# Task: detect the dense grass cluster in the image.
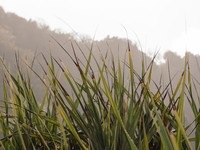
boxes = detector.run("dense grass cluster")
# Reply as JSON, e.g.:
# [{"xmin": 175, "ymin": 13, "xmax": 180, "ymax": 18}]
[{"xmin": 0, "ymin": 40, "xmax": 199, "ymax": 150}]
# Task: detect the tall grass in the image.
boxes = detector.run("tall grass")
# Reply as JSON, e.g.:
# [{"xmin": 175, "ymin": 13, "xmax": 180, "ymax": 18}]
[{"xmin": 0, "ymin": 40, "xmax": 199, "ymax": 150}]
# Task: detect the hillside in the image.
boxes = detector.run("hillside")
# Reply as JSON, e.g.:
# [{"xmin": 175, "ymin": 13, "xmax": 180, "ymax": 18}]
[{"xmin": 0, "ymin": 6, "xmax": 199, "ymax": 123}]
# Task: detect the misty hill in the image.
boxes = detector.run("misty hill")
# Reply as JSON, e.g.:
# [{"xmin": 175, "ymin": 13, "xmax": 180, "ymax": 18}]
[{"xmin": 0, "ymin": 7, "xmax": 199, "ymax": 125}]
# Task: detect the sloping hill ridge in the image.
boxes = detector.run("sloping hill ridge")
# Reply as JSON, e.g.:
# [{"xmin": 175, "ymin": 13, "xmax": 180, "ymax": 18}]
[{"xmin": 0, "ymin": 6, "xmax": 199, "ymax": 127}]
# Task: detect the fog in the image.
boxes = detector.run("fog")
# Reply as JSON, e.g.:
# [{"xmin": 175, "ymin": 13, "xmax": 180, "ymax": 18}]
[{"xmin": 0, "ymin": 7, "xmax": 199, "ymax": 131}]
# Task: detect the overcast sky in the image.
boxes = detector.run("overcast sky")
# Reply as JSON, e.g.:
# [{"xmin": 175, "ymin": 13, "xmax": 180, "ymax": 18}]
[{"xmin": 0, "ymin": 0, "xmax": 200, "ymax": 57}]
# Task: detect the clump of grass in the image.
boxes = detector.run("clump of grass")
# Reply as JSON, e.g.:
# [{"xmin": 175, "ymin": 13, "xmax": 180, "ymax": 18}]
[{"xmin": 0, "ymin": 39, "xmax": 199, "ymax": 150}]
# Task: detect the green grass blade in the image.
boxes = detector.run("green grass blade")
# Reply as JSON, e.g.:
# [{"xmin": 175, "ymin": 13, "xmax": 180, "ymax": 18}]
[
  {"xmin": 99, "ymin": 67, "xmax": 138, "ymax": 150},
  {"xmin": 173, "ymin": 108, "xmax": 192, "ymax": 149}
]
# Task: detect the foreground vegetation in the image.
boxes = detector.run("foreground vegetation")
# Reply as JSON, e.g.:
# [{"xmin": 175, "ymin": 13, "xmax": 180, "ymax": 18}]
[{"xmin": 0, "ymin": 40, "xmax": 199, "ymax": 150}]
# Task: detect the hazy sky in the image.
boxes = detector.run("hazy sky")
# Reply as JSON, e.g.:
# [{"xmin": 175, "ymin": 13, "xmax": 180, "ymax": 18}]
[{"xmin": 0, "ymin": 0, "xmax": 200, "ymax": 57}]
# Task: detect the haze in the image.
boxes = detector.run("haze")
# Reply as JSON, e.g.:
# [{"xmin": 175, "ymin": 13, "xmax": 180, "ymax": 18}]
[
  {"xmin": 0, "ymin": 4, "xmax": 200, "ymax": 141},
  {"xmin": 1, "ymin": 0, "xmax": 200, "ymax": 58}
]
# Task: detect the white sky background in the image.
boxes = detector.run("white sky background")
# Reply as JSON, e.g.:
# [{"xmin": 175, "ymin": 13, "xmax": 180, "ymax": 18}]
[{"xmin": 0, "ymin": 0, "xmax": 200, "ymax": 58}]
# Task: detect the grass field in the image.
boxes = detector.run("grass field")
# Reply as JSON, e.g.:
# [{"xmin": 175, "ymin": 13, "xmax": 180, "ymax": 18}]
[{"xmin": 0, "ymin": 40, "xmax": 199, "ymax": 150}]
